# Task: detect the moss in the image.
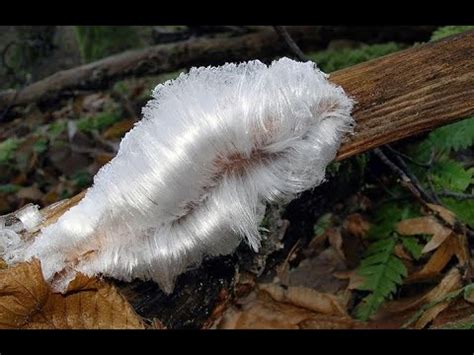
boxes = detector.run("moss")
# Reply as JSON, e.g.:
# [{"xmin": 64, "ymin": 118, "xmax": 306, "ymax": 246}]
[
  {"xmin": 0, "ymin": 138, "xmax": 21, "ymax": 164},
  {"xmin": 75, "ymin": 26, "xmax": 142, "ymax": 63},
  {"xmin": 430, "ymin": 26, "xmax": 474, "ymax": 41},
  {"xmin": 307, "ymin": 42, "xmax": 405, "ymax": 73},
  {"xmin": 77, "ymin": 111, "xmax": 122, "ymax": 133}
]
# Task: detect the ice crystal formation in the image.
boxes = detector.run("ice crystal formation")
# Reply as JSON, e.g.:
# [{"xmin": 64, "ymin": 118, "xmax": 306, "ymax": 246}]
[{"xmin": 1, "ymin": 58, "xmax": 354, "ymax": 293}]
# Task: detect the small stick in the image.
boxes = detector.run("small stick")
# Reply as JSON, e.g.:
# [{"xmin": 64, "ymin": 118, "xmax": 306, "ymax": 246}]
[{"xmin": 273, "ymin": 26, "xmax": 309, "ymax": 62}]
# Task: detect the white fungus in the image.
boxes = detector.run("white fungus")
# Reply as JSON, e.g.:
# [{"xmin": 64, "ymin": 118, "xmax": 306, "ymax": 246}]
[{"xmin": 1, "ymin": 58, "xmax": 354, "ymax": 293}]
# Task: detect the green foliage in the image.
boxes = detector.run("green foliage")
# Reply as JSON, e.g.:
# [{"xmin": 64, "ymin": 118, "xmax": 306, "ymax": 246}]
[
  {"xmin": 405, "ymin": 116, "xmax": 474, "ymax": 228},
  {"xmin": 307, "ymin": 42, "xmax": 405, "ymax": 73},
  {"xmin": 368, "ymin": 202, "xmax": 418, "ymax": 239},
  {"xmin": 354, "ymin": 237, "xmax": 407, "ymax": 321},
  {"xmin": 313, "ymin": 213, "xmax": 332, "ymax": 236},
  {"xmin": 77, "ymin": 111, "xmax": 121, "ymax": 133},
  {"xmin": 33, "ymin": 137, "xmax": 48, "ymax": 154},
  {"xmin": 430, "ymin": 26, "xmax": 474, "ymax": 41},
  {"xmin": 47, "ymin": 120, "xmax": 67, "ymax": 140},
  {"xmin": 419, "ymin": 117, "xmax": 474, "ymax": 156},
  {"xmin": 71, "ymin": 171, "xmax": 93, "ymax": 189},
  {"xmin": 0, "ymin": 184, "xmax": 21, "ymax": 193},
  {"xmin": 443, "ymin": 198, "xmax": 474, "ymax": 229},
  {"xmin": 0, "ymin": 138, "xmax": 21, "ymax": 164},
  {"xmin": 75, "ymin": 26, "xmax": 142, "ymax": 62},
  {"xmin": 401, "ymin": 237, "xmax": 423, "ymax": 260},
  {"xmin": 352, "ymin": 200, "xmax": 420, "ymax": 320}
]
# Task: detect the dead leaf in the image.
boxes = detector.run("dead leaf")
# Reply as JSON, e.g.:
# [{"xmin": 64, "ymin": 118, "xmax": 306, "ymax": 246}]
[
  {"xmin": 343, "ymin": 213, "xmax": 370, "ymax": 238},
  {"xmin": 289, "ymin": 247, "xmax": 348, "ymax": 293},
  {"xmin": 218, "ymin": 288, "xmax": 356, "ymax": 329},
  {"xmin": 413, "ymin": 268, "xmax": 462, "ymax": 329},
  {"xmin": 259, "ymin": 283, "xmax": 348, "ymax": 316},
  {"xmin": 17, "ymin": 185, "xmax": 44, "ymax": 201},
  {"xmin": 102, "ymin": 118, "xmax": 136, "ymax": 139},
  {"xmin": 375, "ymin": 268, "xmax": 462, "ymax": 329},
  {"xmin": 333, "ymin": 270, "xmax": 365, "ymax": 290},
  {"xmin": 407, "ymin": 234, "xmax": 466, "ymax": 283},
  {"xmin": 327, "ymin": 228, "xmax": 345, "ymax": 261},
  {"xmin": 426, "ymin": 203, "xmax": 456, "ymax": 225},
  {"xmin": 396, "ymin": 216, "xmax": 451, "ymax": 254},
  {"xmin": 0, "ymin": 259, "xmax": 144, "ymax": 329},
  {"xmin": 394, "ymin": 243, "xmax": 413, "ymax": 260}
]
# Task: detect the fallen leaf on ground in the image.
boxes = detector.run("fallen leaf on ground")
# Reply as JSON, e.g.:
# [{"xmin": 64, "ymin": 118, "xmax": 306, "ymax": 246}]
[
  {"xmin": 259, "ymin": 283, "xmax": 348, "ymax": 316},
  {"xmin": 217, "ymin": 288, "xmax": 356, "ymax": 329},
  {"xmin": 396, "ymin": 216, "xmax": 451, "ymax": 254},
  {"xmin": 0, "ymin": 259, "xmax": 144, "ymax": 329},
  {"xmin": 375, "ymin": 268, "xmax": 462, "ymax": 329},
  {"xmin": 333, "ymin": 270, "xmax": 365, "ymax": 290},
  {"xmin": 406, "ymin": 234, "xmax": 466, "ymax": 283},
  {"xmin": 289, "ymin": 247, "xmax": 348, "ymax": 293},
  {"xmin": 426, "ymin": 203, "xmax": 456, "ymax": 225},
  {"xmin": 411, "ymin": 268, "xmax": 463, "ymax": 329},
  {"xmin": 343, "ymin": 213, "xmax": 370, "ymax": 238},
  {"xmin": 102, "ymin": 118, "xmax": 136, "ymax": 139},
  {"xmin": 327, "ymin": 228, "xmax": 345, "ymax": 261}
]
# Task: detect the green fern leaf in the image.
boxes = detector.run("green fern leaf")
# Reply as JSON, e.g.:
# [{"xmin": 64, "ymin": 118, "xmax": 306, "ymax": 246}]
[
  {"xmin": 428, "ymin": 117, "xmax": 474, "ymax": 154},
  {"xmin": 354, "ymin": 237, "xmax": 407, "ymax": 320},
  {"xmin": 401, "ymin": 237, "xmax": 423, "ymax": 260},
  {"xmin": 442, "ymin": 198, "xmax": 474, "ymax": 228},
  {"xmin": 430, "ymin": 159, "xmax": 474, "ymax": 192}
]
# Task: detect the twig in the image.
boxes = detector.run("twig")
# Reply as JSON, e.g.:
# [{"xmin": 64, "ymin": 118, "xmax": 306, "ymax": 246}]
[
  {"xmin": 373, "ymin": 147, "xmax": 474, "ymax": 240},
  {"xmin": 438, "ymin": 191, "xmax": 474, "ymax": 200},
  {"xmin": 373, "ymin": 148, "xmax": 432, "ymax": 204},
  {"xmin": 273, "ymin": 26, "xmax": 309, "ymax": 62},
  {"xmin": 385, "ymin": 144, "xmax": 434, "ymax": 168}
]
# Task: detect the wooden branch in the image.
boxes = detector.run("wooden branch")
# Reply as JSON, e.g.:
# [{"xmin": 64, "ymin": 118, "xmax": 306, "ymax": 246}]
[
  {"xmin": 334, "ymin": 30, "xmax": 474, "ymax": 160},
  {"xmin": 0, "ymin": 26, "xmax": 436, "ymax": 113}
]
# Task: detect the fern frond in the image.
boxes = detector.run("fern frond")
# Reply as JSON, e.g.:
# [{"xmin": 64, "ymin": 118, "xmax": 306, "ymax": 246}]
[
  {"xmin": 428, "ymin": 116, "xmax": 474, "ymax": 154},
  {"xmin": 354, "ymin": 237, "xmax": 407, "ymax": 321},
  {"xmin": 430, "ymin": 159, "xmax": 474, "ymax": 192}
]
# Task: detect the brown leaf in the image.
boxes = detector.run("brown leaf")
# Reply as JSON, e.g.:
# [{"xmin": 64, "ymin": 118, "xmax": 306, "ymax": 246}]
[
  {"xmin": 396, "ymin": 216, "xmax": 451, "ymax": 254},
  {"xmin": 259, "ymin": 283, "xmax": 348, "ymax": 316},
  {"xmin": 394, "ymin": 243, "xmax": 413, "ymax": 260},
  {"xmin": 426, "ymin": 203, "xmax": 456, "ymax": 225},
  {"xmin": 343, "ymin": 213, "xmax": 370, "ymax": 238},
  {"xmin": 333, "ymin": 270, "xmax": 365, "ymax": 290},
  {"xmin": 0, "ymin": 260, "xmax": 144, "ymax": 329},
  {"xmin": 413, "ymin": 268, "xmax": 462, "ymax": 329},
  {"xmin": 375, "ymin": 268, "xmax": 462, "ymax": 329},
  {"xmin": 218, "ymin": 289, "xmax": 356, "ymax": 329},
  {"xmin": 102, "ymin": 118, "xmax": 136, "ymax": 140},
  {"xmin": 407, "ymin": 234, "xmax": 467, "ymax": 283},
  {"xmin": 289, "ymin": 247, "xmax": 348, "ymax": 294},
  {"xmin": 327, "ymin": 228, "xmax": 345, "ymax": 261},
  {"xmin": 17, "ymin": 185, "xmax": 44, "ymax": 201}
]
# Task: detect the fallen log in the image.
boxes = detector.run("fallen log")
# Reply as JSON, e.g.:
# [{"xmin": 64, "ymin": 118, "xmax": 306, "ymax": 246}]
[
  {"xmin": 0, "ymin": 26, "xmax": 436, "ymax": 114},
  {"xmin": 5, "ymin": 30, "xmax": 474, "ymax": 328}
]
